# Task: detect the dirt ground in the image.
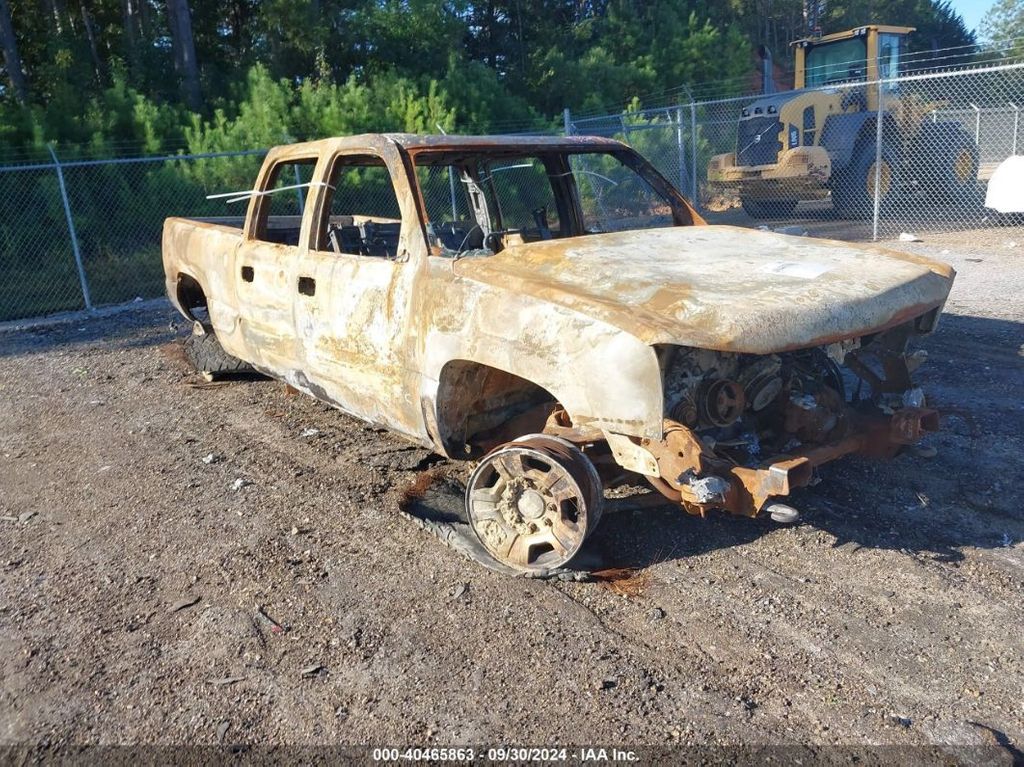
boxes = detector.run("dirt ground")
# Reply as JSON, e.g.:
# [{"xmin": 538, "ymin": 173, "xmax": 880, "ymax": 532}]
[{"xmin": 0, "ymin": 233, "xmax": 1022, "ymax": 757}]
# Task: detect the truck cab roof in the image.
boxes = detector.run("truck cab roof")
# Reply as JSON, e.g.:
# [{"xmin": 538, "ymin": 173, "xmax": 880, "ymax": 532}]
[
  {"xmin": 792, "ymin": 25, "xmax": 915, "ymax": 47},
  {"xmin": 265, "ymin": 133, "xmax": 627, "ymax": 162}
]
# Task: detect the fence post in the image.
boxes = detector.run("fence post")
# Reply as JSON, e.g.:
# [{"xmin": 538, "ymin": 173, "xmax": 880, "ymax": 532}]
[
  {"xmin": 1011, "ymin": 102, "xmax": 1020, "ymax": 155},
  {"xmin": 435, "ymin": 123, "xmax": 458, "ymax": 220},
  {"xmin": 689, "ymin": 99, "xmax": 699, "ymax": 209},
  {"xmin": 563, "ymin": 107, "xmax": 572, "ymax": 136},
  {"xmin": 970, "ymin": 103, "xmax": 980, "ymax": 144},
  {"xmin": 871, "ymin": 84, "xmax": 885, "ymax": 242},
  {"xmin": 675, "ymin": 106, "xmax": 686, "ymax": 199},
  {"xmin": 292, "ymin": 163, "xmax": 305, "ymax": 210},
  {"xmin": 47, "ymin": 144, "xmax": 92, "ymax": 312}
]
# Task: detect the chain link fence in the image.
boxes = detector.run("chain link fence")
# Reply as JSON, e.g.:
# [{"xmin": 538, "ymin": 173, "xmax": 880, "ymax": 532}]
[
  {"xmin": 569, "ymin": 61, "xmax": 1024, "ymax": 241},
  {"xmin": 2, "ymin": 61, "xmax": 1022, "ymax": 324},
  {"xmin": 0, "ymin": 149, "xmax": 265, "ymax": 322}
]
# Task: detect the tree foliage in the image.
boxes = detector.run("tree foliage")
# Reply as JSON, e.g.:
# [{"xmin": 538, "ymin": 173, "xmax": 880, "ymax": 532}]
[
  {"xmin": 980, "ymin": 0, "xmax": 1024, "ymax": 60},
  {"xmin": 0, "ymin": 0, "xmax": 977, "ymax": 156}
]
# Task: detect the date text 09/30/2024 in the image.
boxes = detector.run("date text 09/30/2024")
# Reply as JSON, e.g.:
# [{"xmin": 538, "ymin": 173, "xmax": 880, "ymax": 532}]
[{"xmin": 371, "ymin": 747, "xmax": 640, "ymax": 762}]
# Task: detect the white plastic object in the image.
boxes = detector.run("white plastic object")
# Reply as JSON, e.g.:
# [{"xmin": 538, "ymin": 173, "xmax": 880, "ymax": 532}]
[{"xmin": 985, "ymin": 156, "xmax": 1024, "ymax": 214}]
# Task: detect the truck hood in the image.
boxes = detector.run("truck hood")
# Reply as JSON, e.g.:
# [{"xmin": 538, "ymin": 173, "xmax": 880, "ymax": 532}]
[{"xmin": 453, "ymin": 226, "xmax": 955, "ymax": 354}]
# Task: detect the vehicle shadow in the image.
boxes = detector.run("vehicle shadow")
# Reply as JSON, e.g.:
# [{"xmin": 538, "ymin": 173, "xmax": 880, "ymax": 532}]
[{"xmin": 589, "ymin": 458, "xmax": 1022, "ymax": 571}]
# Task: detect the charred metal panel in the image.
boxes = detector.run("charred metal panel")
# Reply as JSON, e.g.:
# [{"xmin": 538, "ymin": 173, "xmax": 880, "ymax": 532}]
[
  {"xmin": 453, "ymin": 226, "xmax": 952, "ymax": 354},
  {"xmin": 162, "ymin": 132, "xmax": 957, "ymax": 520}
]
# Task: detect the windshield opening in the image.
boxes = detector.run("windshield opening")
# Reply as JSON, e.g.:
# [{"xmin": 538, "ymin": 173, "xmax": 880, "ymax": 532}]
[
  {"xmin": 412, "ymin": 148, "xmax": 685, "ymax": 257},
  {"xmin": 805, "ymin": 37, "xmax": 867, "ymax": 87}
]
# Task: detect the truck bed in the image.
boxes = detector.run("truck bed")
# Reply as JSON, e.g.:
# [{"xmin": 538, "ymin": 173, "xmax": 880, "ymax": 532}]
[{"xmin": 185, "ymin": 215, "xmax": 304, "ymax": 245}]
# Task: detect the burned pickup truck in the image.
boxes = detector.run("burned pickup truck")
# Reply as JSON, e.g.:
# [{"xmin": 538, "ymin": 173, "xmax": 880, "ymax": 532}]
[{"xmin": 163, "ymin": 133, "xmax": 954, "ymax": 574}]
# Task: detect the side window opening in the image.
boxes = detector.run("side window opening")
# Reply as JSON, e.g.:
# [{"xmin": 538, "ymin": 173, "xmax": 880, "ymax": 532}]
[
  {"xmin": 569, "ymin": 153, "xmax": 675, "ymax": 233},
  {"xmin": 416, "ymin": 154, "xmax": 566, "ymax": 254},
  {"xmin": 480, "ymin": 157, "xmax": 564, "ymax": 241},
  {"xmin": 804, "ymin": 37, "xmax": 868, "ymax": 88},
  {"xmin": 318, "ymin": 155, "xmax": 403, "ymax": 258},
  {"xmin": 254, "ymin": 158, "xmax": 317, "ymax": 245},
  {"xmin": 416, "ymin": 163, "xmax": 481, "ymax": 252}
]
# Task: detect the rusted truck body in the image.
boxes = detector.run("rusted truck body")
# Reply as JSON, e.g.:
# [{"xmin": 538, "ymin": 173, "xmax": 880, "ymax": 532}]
[{"xmin": 163, "ymin": 133, "xmax": 954, "ymax": 573}]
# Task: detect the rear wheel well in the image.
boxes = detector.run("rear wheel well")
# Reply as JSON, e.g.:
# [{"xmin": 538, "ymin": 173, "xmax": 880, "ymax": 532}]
[
  {"xmin": 435, "ymin": 360, "xmax": 560, "ymax": 457},
  {"xmin": 176, "ymin": 274, "xmax": 207, "ymax": 321}
]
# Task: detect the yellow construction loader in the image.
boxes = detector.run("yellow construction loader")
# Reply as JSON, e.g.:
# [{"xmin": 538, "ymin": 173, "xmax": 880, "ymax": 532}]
[{"xmin": 708, "ymin": 25, "xmax": 980, "ymax": 218}]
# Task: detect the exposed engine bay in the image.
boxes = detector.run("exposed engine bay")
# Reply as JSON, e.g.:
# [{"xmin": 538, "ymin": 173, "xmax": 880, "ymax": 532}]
[
  {"xmin": 661, "ymin": 344, "xmax": 852, "ymax": 456},
  {"xmin": 644, "ymin": 321, "xmax": 938, "ymax": 516}
]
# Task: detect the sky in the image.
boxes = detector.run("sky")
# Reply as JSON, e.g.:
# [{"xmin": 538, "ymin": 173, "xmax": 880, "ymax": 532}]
[{"xmin": 947, "ymin": 0, "xmax": 996, "ymax": 36}]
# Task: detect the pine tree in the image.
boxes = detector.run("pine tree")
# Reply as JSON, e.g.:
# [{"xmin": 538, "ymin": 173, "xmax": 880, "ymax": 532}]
[{"xmin": 0, "ymin": 0, "xmax": 27, "ymax": 103}]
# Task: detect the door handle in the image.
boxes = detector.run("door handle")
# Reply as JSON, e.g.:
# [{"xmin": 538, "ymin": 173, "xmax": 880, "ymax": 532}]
[{"xmin": 298, "ymin": 276, "xmax": 316, "ymax": 296}]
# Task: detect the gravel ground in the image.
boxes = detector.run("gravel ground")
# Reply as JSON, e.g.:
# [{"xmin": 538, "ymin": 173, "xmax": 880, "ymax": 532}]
[{"xmin": 0, "ymin": 236, "xmax": 1021, "ymax": 757}]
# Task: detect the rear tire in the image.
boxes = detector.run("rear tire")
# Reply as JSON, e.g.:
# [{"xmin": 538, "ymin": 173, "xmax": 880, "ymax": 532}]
[
  {"xmin": 741, "ymin": 198, "xmax": 798, "ymax": 219},
  {"xmin": 917, "ymin": 123, "xmax": 979, "ymax": 203},
  {"xmin": 184, "ymin": 322, "xmax": 252, "ymax": 378},
  {"xmin": 832, "ymin": 142, "xmax": 897, "ymax": 219}
]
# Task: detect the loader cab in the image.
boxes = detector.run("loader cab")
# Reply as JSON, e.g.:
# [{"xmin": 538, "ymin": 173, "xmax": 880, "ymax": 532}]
[{"xmin": 794, "ymin": 25, "xmax": 914, "ymax": 109}]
